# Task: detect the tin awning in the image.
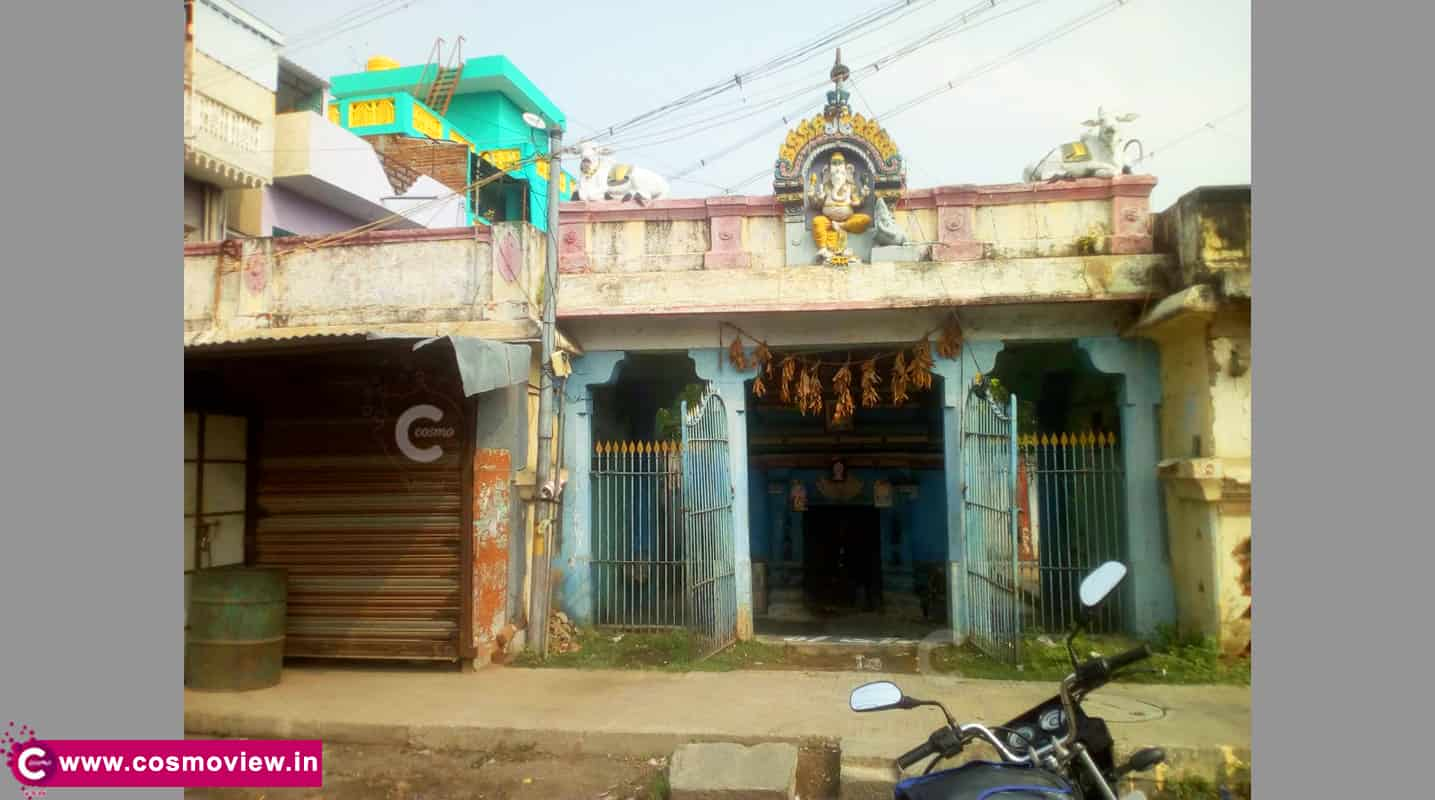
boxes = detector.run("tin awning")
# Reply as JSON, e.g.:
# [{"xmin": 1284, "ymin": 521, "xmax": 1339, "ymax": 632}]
[
  {"xmin": 373, "ymin": 333, "xmax": 529, "ymax": 397},
  {"xmin": 184, "ymin": 329, "xmax": 531, "ymax": 397}
]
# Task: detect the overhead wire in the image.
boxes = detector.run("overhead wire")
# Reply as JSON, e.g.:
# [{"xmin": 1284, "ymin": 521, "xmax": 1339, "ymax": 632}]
[
  {"xmin": 194, "ymin": 0, "xmax": 426, "ymax": 95},
  {"xmin": 693, "ymin": 0, "xmax": 1135, "ymax": 194},
  {"xmin": 607, "ymin": 0, "xmax": 1056, "ymax": 186},
  {"xmin": 878, "ymin": 0, "xmax": 1130, "ymax": 121},
  {"xmin": 1134, "ymin": 103, "xmax": 1250, "ymax": 164},
  {"xmin": 573, "ymin": 0, "xmax": 934, "ymax": 146},
  {"xmin": 582, "ymin": 0, "xmax": 944, "ymax": 145},
  {"xmin": 600, "ymin": 0, "xmax": 1032, "ymax": 154},
  {"xmin": 273, "ymin": 153, "xmax": 544, "ymax": 257}
]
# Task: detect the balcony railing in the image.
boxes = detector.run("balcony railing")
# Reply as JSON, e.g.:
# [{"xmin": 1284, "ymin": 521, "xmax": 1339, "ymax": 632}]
[{"xmin": 194, "ymin": 92, "xmax": 262, "ymax": 154}]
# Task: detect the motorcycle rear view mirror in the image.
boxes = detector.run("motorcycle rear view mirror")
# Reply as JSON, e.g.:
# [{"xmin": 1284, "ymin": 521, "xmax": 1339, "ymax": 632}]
[
  {"xmin": 850, "ymin": 681, "xmax": 905, "ymax": 712},
  {"xmin": 1079, "ymin": 561, "xmax": 1128, "ymax": 609}
]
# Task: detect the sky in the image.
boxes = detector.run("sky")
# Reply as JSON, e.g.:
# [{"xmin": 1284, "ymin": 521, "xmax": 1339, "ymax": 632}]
[{"xmin": 239, "ymin": 0, "xmax": 1250, "ymax": 211}]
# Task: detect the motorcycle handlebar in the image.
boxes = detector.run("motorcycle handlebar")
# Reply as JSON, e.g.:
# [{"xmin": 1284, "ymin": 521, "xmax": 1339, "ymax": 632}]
[
  {"xmin": 896, "ymin": 741, "xmax": 935, "ymax": 770},
  {"xmin": 1108, "ymin": 645, "xmax": 1153, "ymax": 672},
  {"xmin": 1073, "ymin": 645, "xmax": 1153, "ymax": 692}
]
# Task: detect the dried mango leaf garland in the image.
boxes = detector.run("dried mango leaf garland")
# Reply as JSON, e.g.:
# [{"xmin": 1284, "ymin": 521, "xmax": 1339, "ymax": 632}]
[
  {"xmin": 890, "ymin": 352, "xmax": 910, "ymax": 406},
  {"xmin": 860, "ymin": 358, "xmax": 881, "ymax": 408},
  {"xmin": 751, "ymin": 341, "xmax": 774, "ymax": 398},
  {"xmin": 936, "ymin": 316, "xmax": 964, "ymax": 359},
  {"xmin": 728, "ymin": 338, "xmax": 749, "ymax": 371},
  {"xmin": 832, "ymin": 361, "xmax": 855, "ymax": 421},
  {"xmin": 779, "ymin": 356, "xmax": 797, "ymax": 403},
  {"xmin": 724, "ymin": 317, "xmax": 964, "ymax": 415},
  {"xmin": 910, "ymin": 341, "xmax": 934, "ymax": 391}
]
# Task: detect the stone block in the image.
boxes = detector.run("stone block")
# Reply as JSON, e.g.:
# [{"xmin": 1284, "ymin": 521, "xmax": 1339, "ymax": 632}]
[
  {"xmin": 870, "ymin": 244, "xmax": 928, "ymax": 263},
  {"xmin": 669, "ymin": 742, "xmax": 799, "ymax": 800}
]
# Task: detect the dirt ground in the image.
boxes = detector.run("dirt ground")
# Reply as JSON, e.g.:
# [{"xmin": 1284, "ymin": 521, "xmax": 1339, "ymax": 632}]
[
  {"xmin": 184, "ymin": 739, "xmax": 843, "ymax": 800},
  {"xmin": 184, "ymin": 742, "xmax": 669, "ymax": 800}
]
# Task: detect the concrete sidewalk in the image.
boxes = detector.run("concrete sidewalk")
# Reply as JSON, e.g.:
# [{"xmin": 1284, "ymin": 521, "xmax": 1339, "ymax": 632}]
[{"xmin": 185, "ymin": 666, "xmax": 1249, "ymax": 774}]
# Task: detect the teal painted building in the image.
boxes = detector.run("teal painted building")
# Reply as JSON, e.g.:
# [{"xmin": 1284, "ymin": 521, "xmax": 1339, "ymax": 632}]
[{"xmin": 327, "ymin": 54, "xmax": 576, "ymax": 230}]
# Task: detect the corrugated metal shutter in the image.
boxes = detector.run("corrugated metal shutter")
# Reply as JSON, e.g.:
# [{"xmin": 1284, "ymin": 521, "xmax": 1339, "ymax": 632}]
[{"xmin": 253, "ymin": 368, "xmax": 467, "ymax": 661}]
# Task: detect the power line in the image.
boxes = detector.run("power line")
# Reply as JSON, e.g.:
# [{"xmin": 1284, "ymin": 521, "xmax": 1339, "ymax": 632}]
[
  {"xmin": 601, "ymin": 0, "xmax": 1033, "ymax": 154},
  {"xmin": 662, "ymin": 0, "xmax": 1100, "ymax": 185},
  {"xmin": 575, "ymin": 0, "xmax": 932, "ymax": 146},
  {"xmin": 274, "ymin": 153, "xmax": 544, "ymax": 256},
  {"xmin": 878, "ymin": 0, "xmax": 1130, "ymax": 121},
  {"xmin": 1135, "ymin": 103, "xmax": 1250, "ymax": 164},
  {"xmin": 193, "ymin": 0, "xmax": 424, "ymax": 96}
]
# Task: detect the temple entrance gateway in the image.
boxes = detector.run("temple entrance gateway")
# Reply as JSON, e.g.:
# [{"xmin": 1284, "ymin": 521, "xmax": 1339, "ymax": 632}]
[{"xmin": 741, "ymin": 338, "xmax": 952, "ymax": 642}]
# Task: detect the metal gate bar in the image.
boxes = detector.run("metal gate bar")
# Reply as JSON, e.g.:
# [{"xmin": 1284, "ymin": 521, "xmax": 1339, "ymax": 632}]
[
  {"xmin": 1017, "ymin": 432, "xmax": 1127, "ymax": 633},
  {"xmin": 591, "ymin": 440, "xmax": 685, "ymax": 629},
  {"xmin": 681, "ymin": 388, "xmax": 738, "ymax": 658},
  {"xmin": 963, "ymin": 382, "xmax": 1021, "ymax": 665}
]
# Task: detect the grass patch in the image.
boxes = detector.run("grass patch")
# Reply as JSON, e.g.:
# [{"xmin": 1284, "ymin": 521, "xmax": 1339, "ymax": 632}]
[
  {"xmin": 511, "ymin": 629, "xmax": 789, "ymax": 672},
  {"xmin": 929, "ymin": 626, "xmax": 1250, "ymax": 686},
  {"xmin": 647, "ymin": 768, "xmax": 671, "ymax": 800},
  {"xmin": 1152, "ymin": 774, "xmax": 1217, "ymax": 800},
  {"xmin": 512, "ymin": 626, "xmax": 1249, "ymax": 686}
]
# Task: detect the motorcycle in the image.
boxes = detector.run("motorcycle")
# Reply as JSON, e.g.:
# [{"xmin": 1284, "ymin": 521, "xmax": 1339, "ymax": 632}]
[{"xmin": 849, "ymin": 561, "xmax": 1167, "ymax": 800}]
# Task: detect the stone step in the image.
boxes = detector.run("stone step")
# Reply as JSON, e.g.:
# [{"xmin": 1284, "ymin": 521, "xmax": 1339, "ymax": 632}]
[{"xmin": 669, "ymin": 742, "xmax": 800, "ymax": 800}]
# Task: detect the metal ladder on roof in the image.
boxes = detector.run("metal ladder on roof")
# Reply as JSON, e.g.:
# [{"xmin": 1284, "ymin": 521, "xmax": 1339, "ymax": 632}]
[{"xmin": 412, "ymin": 36, "xmax": 465, "ymax": 118}]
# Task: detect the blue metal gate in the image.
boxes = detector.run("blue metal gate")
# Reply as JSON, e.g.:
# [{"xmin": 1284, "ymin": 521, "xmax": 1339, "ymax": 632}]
[
  {"xmin": 680, "ymin": 386, "xmax": 739, "ymax": 658},
  {"xmin": 963, "ymin": 376, "xmax": 1022, "ymax": 665}
]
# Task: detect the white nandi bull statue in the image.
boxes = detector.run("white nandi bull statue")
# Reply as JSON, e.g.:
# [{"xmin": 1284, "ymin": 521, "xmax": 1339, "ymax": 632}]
[
  {"xmin": 573, "ymin": 143, "xmax": 669, "ymax": 205},
  {"xmin": 1023, "ymin": 107, "xmax": 1142, "ymax": 183}
]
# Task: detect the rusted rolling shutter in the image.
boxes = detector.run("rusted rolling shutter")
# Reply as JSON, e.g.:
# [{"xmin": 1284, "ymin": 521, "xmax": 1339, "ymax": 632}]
[{"xmin": 253, "ymin": 364, "xmax": 468, "ymax": 661}]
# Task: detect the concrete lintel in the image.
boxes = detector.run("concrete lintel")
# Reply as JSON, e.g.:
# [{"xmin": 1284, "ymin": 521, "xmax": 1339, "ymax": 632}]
[
  {"xmin": 1157, "ymin": 458, "xmax": 1226, "ymax": 502},
  {"xmin": 1129, "ymin": 285, "xmax": 1220, "ymax": 338},
  {"xmin": 183, "ymin": 320, "xmax": 544, "ymax": 349},
  {"xmin": 560, "ymin": 255, "xmax": 1168, "ymax": 319}
]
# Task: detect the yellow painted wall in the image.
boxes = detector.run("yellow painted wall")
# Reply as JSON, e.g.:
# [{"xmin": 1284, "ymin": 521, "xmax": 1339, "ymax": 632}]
[
  {"xmin": 975, "ymin": 200, "xmax": 1112, "ymax": 258},
  {"xmin": 1209, "ymin": 310, "xmax": 1252, "ymax": 461},
  {"xmin": 1217, "ymin": 506, "xmax": 1251, "ymax": 655},
  {"xmin": 223, "ymin": 188, "xmax": 267, "ymax": 237},
  {"xmin": 1155, "ymin": 317, "xmax": 1216, "ymax": 459},
  {"xmin": 1148, "ymin": 307, "xmax": 1251, "ymax": 653},
  {"xmin": 1164, "ymin": 489, "xmax": 1223, "ymax": 636},
  {"xmin": 271, "ymin": 111, "xmax": 313, "ymax": 177}
]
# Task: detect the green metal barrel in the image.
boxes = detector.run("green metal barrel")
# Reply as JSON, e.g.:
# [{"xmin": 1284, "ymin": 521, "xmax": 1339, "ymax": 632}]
[{"xmin": 185, "ymin": 566, "xmax": 287, "ymax": 691}]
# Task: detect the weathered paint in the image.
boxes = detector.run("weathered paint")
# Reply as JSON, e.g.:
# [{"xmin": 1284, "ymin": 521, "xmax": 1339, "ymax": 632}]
[
  {"xmin": 688, "ymin": 348, "xmax": 758, "ymax": 640},
  {"xmin": 559, "ymin": 255, "xmax": 1168, "ymax": 319},
  {"xmin": 555, "ymin": 177, "xmax": 1155, "ymax": 275},
  {"xmin": 1140, "ymin": 185, "xmax": 1251, "ymax": 654},
  {"xmin": 564, "ymin": 304, "xmax": 1139, "ymax": 354},
  {"xmin": 473, "ymin": 448, "xmax": 512, "ymax": 664},
  {"xmin": 1077, "ymin": 336, "xmax": 1176, "ymax": 636},
  {"xmin": 932, "ymin": 340, "xmax": 1005, "ymax": 640},
  {"xmin": 556, "ymin": 351, "xmax": 627, "ymax": 625},
  {"xmin": 186, "ymin": 50, "xmax": 276, "ymax": 188},
  {"xmin": 183, "ymin": 225, "xmax": 543, "ymax": 340}
]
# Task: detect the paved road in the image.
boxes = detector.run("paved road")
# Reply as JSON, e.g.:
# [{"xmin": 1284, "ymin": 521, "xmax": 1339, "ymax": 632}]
[{"xmin": 185, "ymin": 665, "xmax": 1249, "ymax": 770}]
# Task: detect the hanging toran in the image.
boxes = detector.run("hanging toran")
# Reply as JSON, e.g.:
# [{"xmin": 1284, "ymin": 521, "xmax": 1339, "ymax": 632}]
[{"xmin": 725, "ymin": 315, "xmax": 964, "ymax": 418}]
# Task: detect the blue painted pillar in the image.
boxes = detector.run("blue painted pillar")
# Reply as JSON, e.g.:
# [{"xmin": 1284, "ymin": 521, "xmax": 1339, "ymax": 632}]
[
  {"xmin": 1078, "ymin": 337, "xmax": 1175, "ymax": 636},
  {"xmin": 689, "ymin": 347, "xmax": 760, "ymax": 640},
  {"xmin": 556, "ymin": 351, "xmax": 626, "ymax": 626},
  {"xmin": 931, "ymin": 340, "xmax": 1005, "ymax": 641}
]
